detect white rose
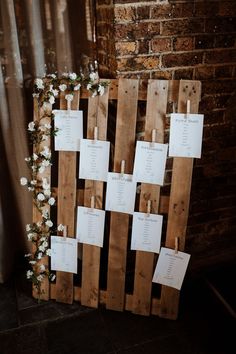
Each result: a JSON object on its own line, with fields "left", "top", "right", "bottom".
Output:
{"left": 74, "top": 84, "right": 81, "bottom": 91}
{"left": 26, "top": 270, "right": 33, "bottom": 279}
{"left": 28, "top": 121, "right": 35, "bottom": 131}
{"left": 42, "top": 160, "right": 50, "bottom": 167}
{"left": 92, "top": 90, "right": 97, "bottom": 98}
{"left": 57, "top": 224, "right": 64, "bottom": 231}
{"left": 37, "top": 193, "right": 45, "bottom": 201}
{"left": 35, "top": 78, "right": 44, "bottom": 89}
{"left": 38, "top": 166, "right": 45, "bottom": 174}
{"left": 48, "top": 197, "right": 55, "bottom": 206}
{"left": 37, "top": 252, "right": 43, "bottom": 259}
{"left": 42, "top": 241, "right": 48, "bottom": 248}
{"left": 41, "top": 146, "right": 51, "bottom": 158}
{"left": 28, "top": 186, "right": 34, "bottom": 191}
{"left": 20, "top": 177, "right": 28, "bottom": 186}
{"left": 62, "top": 72, "right": 69, "bottom": 78}
{"left": 98, "top": 84, "right": 105, "bottom": 96}
{"left": 59, "top": 84, "right": 67, "bottom": 91}
{"left": 26, "top": 224, "right": 31, "bottom": 231}
{"left": 52, "top": 89, "right": 59, "bottom": 97}
{"left": 49, "top": 95, "right": 55, "bottom": 105}
{"left": 89, "top": 72, "right": 98, "bottom": 81}
{"left": 39, "top": 264, "right": 46, "bottom": 272}
{"left": 45, "top": 220, "right": 53, "bottom": 227}
{"left": 69, "top": 72, "right": 77, "bottom": 80}
{"left": 33, "top": 153, "right": 38, "bottom": 161}
{"left": 46, "top": 249, "right": 51, "bottom": 256}
{"left": 65, "top": 93, "right": 73, "bottom": 102}
{"left": 29, "top": 260, "right": 36, "bottom": 265}
{"left": 87, "top": 83, "right": 92, "bottom": 90}
{"left": 39, "top": 244, "right": 45, "bottom": 252}
{"left": 44, "top": 189, "right": 51, "bottom": 197}
{"left": 37, "top": 274, "right": 44, "bottom": 282}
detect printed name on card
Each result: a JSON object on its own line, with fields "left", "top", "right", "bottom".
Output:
{"left": 152, "top": 247, "right": 190, "bottom": 290}
{"left": 105, "top": 172, "right": 137, "bottom": 215}
{"left": 169, "top": 113, "right": 204, "bottom": 158}
{"left": 76, "top": 206, "right": 105, "bottom": 247}
{"left": 51, "top": 236, "right": 78, "bottom": 274}
{"left": 79, "top": 139, "right": 110, "bottom": 182}
{"left": 133, "top": 141, "right": 168, "bottom": 185}
{"left": 131, "top": 212, "right": 163, "bottom": 253}
{"left": 53, "top": 110, "right": 83, "bottom": 151}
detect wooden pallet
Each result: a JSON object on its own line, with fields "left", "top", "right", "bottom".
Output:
{"left": 33, "top": 78, "right": 201, "bottom": 319}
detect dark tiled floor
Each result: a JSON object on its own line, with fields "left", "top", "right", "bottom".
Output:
{"left": 0, "top": 263, "right": 235, "bottom": 354}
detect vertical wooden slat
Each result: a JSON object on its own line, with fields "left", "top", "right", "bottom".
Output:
{"left": 81, "top": 83, "right": 109, "bottom": 307}
{"left": 159, "top": 80, "right": 201, "bottom": 319}
{"left": 55, "top": 91, "right": 80, "bottom": 304}
{"left": 106, "top": 79, "right": 139, "bottom": 311}
{"left": 32, "top": 100, "right": 51, "bottom": 300}
{"left": 132, "top": 80, "right": 169, "bottom": 315}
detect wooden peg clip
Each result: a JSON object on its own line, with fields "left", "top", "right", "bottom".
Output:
{"left": 146, "top": 200, "right": 151, "bottom": 217}
{"left": 63, "top": 226, "right": 67, "bottom": 240}
{"left": 94, "top": 126, "right": 98, "bottom": 141}
{"left": 150, "top": 129, "right": 156, "bottom": 148}
{"left": 186, "top": 99, "right": 191, "bottom": 118}
{"left": 120, "top": 160, "right": 125, "bottom": 177}
{"left": 90, "top": 195, "right": 95, "bottom": 210}
{"left": 175, "top": 236, "right": 179, "bottom": 254}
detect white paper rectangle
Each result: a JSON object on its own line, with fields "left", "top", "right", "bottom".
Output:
{"left": 131, "top": 212, "right": 163, "bottom": 253}
{"left": 79, "top": 139, "right": 110, "bottom": 181}
{"left": 105, "top": 172, "right": 137, "bottom": 215}
{"left": 152, "top": 247, "right": 190, "bottom": 290}
{"left": 51, "top": 236, "right": 77, "bottom": 274}
{"left": 54, "top": 109, "right": 83, "bottom": 151}
{"left": 133, "top": 141, "right": 168, "bottom": 185}
{"left": 169, "top": 113, "right": 204, "bottom": 158}
{"left": 76, "top": 206, "right": 105, "bottom": 247}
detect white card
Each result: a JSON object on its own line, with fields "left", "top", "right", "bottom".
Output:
{"left": 169, "top": 113, "right": 204, "bottom": 158}
{"left": 76, "top": 206, "right": 105, "bottom": 247}
{"left": 51, "top": 236, "right": 77, "bottom": 274}
{"left": 133, "top": 141, "right": 168, "bottom": 185}
{"left": 152, "top": 247, "right": 190, "bottom": 290}
{"left": 79, "top": 139, "right": 110, "bottom": 181}
{"left": 105, "top": 172, "right": 137, "bottom": 215}
{"left": 54, "top": 110, "right": 83, "bottom": 151}
{"left": 131, "top": 212, "right": 163, "bottom": 253}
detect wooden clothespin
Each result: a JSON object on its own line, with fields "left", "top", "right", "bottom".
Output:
{"left": 63, "top": 226, "right": 67, "bottom": 240}
{"left": 150, "top": 129, "right": 156, "bottom": 148}
{"left": 146, "top": 200, "right": 151, "bottom": 217}
{"left": 94, "top": 126, "right": 98, "bottom": 141}
{"left": 90, "top": 195, "right": 95, "bottom": 210}
{"left": 175, "top": 236, "right": 179, "bottom": 254}
{"left": 186, "top": 99, "right": 191, "bottom": 118}
{"left": 121, "top": 160, "right": 125, "bottom": 177}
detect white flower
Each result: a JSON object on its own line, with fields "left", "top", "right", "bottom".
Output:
{"left": 52, "top": 89, "right": 59, "bottom": 97}
{"left": 37, "top": 221, "right": 42, "bottom": 227}
{"left": 27, "top": 233, "right": 34, "bottom": 241}
{"left": 35, "top": 78, "right": 44, "bottom": 89}
{"left": 41, "top": 159, "right": 50, "bottom": 167}
{"left": 45, "top": 220, "right": 53, "bottom": 228}
{"left": 49, "top": 85, "right": 53, "bottom": 91}
{"left": 42, "top": 210, "right": 49, "bottom": 219}
{"left": 28, "top": 121, "right": 35, "bottom": 131}
{"left": 26, "top": 270, "right": 33, "bottom": 279}
{"left": 57, "top": 224, "right": 64, "bottom": 231}
{"left": 31, "top": 180, "right": 37, "bottom": 185}
{"left": 92, "top": 90, "right": 97, "bottom": 98}
{"left": 74, "top": 83, "right": 81, "bottom": 91}
{"left": 29, "top": 260, "right": 36, "bottom": 265}
{"left": 87, "top": 83, "right": 92, "bottom": 90}
{"left": 25, "top": 157, "right": 31, "bottom": 162}
{"left": 65, "top": 93, "right": 73, "bottom": 102}
{"left": 39, "top": 264, "right": 46, "bottom": 272}
{"left": 39, "top": 244, "right": 45, "bottom": 252}
{"left": 25, "top": 253, "right": 32, "bottom": 257}
{"left": 46, "top": 249, "right": 51, "bottom": 256}
{"left": 48, "top": 73, "right": 56, "bottom": 79}
{"left": 98, "top": 84, "right": 105, "bottom": 96}
{"left": 42, "top": 134, "right": 48, "bottom": 141}
{"left": 49, "top": 95, "right": 55, "bottom": 105}
{"left": 69, "top": 72, "right": 77, "bottom": 80}
{"left": 28, "top": 186, "right": 34, "bottom": 191}
{"left": 44, "top": 189, "right": 51, "bottom": 197}
{"left": 20, "top": 177, "right": 28, "bottom": 186}
{"left": 89, "top": 72, "right": 98, "bottom": 81}
{"left": 59, "top": 84, "right": 67, "bottom": 91}
{"left": 37, "top": 252, "right": 43, "bottom": 259}
{"left": 62, "top": 72, "right": 69, "bottom": 78}
{"left": 41, "top": 146, "right": 51, "bottom": 158}
{"left": 42, "top": 241, "right": 48, "bottom": 248}
{"left": 37, "top": 274, "right": 44, "bottom": 282}
{"left": 33, "top": 153, "right": 38, "bottom": 161}
{"left": 32, "top": 93, "right": 39, "bottom": 98}
{"left": 31, "top": 165, "right": 37, "bottom": 172}
{"left": 48, "top": 197, "right": 55, "bottom": 206}
{"left": 26, "top": 224, "right": 31, "bottom": 231}
{"left": 42, "top": 177, "right": 50, "bottom": 189}
{"left": 37, "top": 193, "right": 45, "bottom": 201}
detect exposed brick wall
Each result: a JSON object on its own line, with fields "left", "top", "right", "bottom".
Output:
{"left": 96, "top": 0, "right": 236, "bottom": 268}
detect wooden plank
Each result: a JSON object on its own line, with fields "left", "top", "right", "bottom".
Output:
{"left": 160, "top": 80, "right": 201, "bottom": 320}
{"left": 106, "top": 78, "right": 139, "bottom": 311}
{"left": 32, "top": 100, "right": 51, "bottom": 300}
{"left": 132, "top": 80, "right": 169, "bottom": 315}
{"left": 81, "top": 82, "right": 109, "bottom": 308}
{"left": 55, "top": 91, "right": 80, "bottom": 304}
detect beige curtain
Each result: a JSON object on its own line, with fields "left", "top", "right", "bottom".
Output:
{"left": 0, "top": 0, "right": 96, "bottom": 282}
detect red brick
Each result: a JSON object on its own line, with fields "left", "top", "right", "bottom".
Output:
{"left": 162, "top": 51, "right": 203, "bottom": 68}
{"left": 136, "top": 5, "right": 150, "bottom": 20}
{"left": 174, "top": 68, "right": 194, "bottom": 80}
{"left": 194, "top": 67, "right": 215, "bottom": 80}
{"left": 202, "top": 79, "right": 236, "bottom": 95}
{"left": 161, "top": 18, "right": 204, "bottom": 36}
{"left": 193, "top": 1, "right": 219, "bottom": 17}
{"left": 115, "top": 22, "right": 160, "bottom": 40}
{"left": 117, "top": 56, "right": 159, "bottom": 71}
{"left": 151, "top": 38, "right": 171, "bottom": 52}
{"left": 114, "top": 6, "right": 136, "bottom": 22}
{"left": 195, "top": 35, "right": 214, "bottom": 50}
{"left": 137, "top": 40, "right": 149, "bottom": 55}
{"left": 205, "top": 49, "right": 236, "bottom": 64}
{"left": 151, "top": 3, "right": 193, "bottom": 19}
{"left": 151, "top": 70, "right": 173, "bottom": 80}
{"left": 173, "top": 36, "right": 194, "bottom": 51}
{"left": 218, "top": 1, "right": 236, "bottom": 16}
{"left": 205, "top": 17, "right": 236, "bottom": 33}
{"left": 215, "top": 35, "right": 235, "bottom": 49}
{"left": 115, "top": 41, "right": 136, "bottom": 56}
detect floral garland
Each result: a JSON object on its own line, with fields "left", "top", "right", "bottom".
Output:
{"left": 21, "top": 71, "right": 109, "bottom": 298}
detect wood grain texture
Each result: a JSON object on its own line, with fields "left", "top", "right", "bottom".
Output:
{"left": 55, "top": 91, "right": 80, "bottom": 304}
{"left": 132, "top": 80, "right": 169, "bottom": 315}
{"left": 81, "top": 82, "right": 109, "bottom": 308}
{"left": 106, "top": 79, "right": 139, "bottom": 311}
{"left": 160, "top": 80, "right": 201, "bottom": 319}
